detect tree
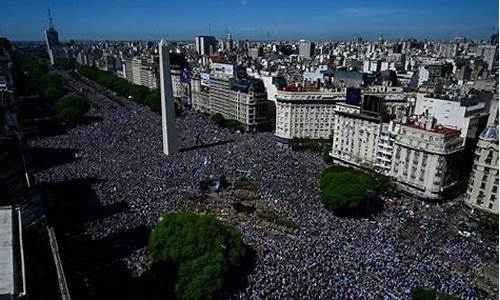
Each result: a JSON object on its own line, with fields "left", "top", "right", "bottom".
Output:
{"left": 211, "top": 113, "right": 225, "bottom": 126}
{"left": 148, "top": 212, "right": 246, "bottom": 300}
{"left": 320, "top": 166, "right": 387, "bottom": 217}
{"left": 145, "top": 90, "right": 161, "bottom": 111}
{"left": 129, "top": 85, "right": 148, "bottom": 103}
{"left": 55, "top": 94, "right": 91, "bottom": 125}
{"left": 43, "top": 85, "right": 65, "bottom": 103}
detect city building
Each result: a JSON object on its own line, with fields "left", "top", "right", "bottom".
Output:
{"left": 375, "top": 121, "right": 401, "bottom": 175}
{"left": 122, "top": 57, "right": 159, "bottom": 89}
{"left": 465, "top": 126, "right": 499, "bottom": 214}
{"left": 330, "top": 96, "right": 384, "bottom": 169}
{"left": 191, "top": 73, "right": 211, "bottom": 113}
{"left": 414, "top": 93, "right": 489, "bottom": 143}
{"left": 299, "top": 40, "right": 315, "bottom": 59}
{"left": 438, "top": 43, "right": 458, "bottom": 58}
{"left": 44, "top": 9, "right": 64, "bottom": 65}
{"left": 391, "top": 114, "right": 464, "bottom": 199}
{"left": 209, "top": 68, "right": 268, "bottom": 131}
{"left": 274, "top": 88, "right": 344, "bottom": 142}
{"left": 195, "top": 36, "right": 218, "bottom": 56}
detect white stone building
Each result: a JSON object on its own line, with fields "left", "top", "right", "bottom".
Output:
{"left": 274, "top": 90, "right": 343, "bottom": 142}
{"left": 391, "top": 114, "right": 464, "bottom": 199}
{"left": 330, "top": 102, "right": 383, "bottom": 169}
{"left": 465, "top": 126, "right": 499, "bottom": 214}
{"left": 414, "top": 93, "right": 489, "bottom": 143}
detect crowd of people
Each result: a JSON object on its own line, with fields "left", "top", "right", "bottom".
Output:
{"left": 29, "top": 73, "right": 498, "bottom": 299}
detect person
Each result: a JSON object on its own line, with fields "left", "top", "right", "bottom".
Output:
{"left": 196, "top": 133, "right": 203, "bottom": 146}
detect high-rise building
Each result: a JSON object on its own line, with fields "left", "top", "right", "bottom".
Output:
{"left": 158, "top": 39, "right": 178, "bottom": 155}
{"left": 44, "top": 9, "right": 64, "bottom": 65}
{"left": 195, "top": 36, "right": 218, "bottom": 56}
{"left": 299, "top": 40, "right": 315, "bottom": 59}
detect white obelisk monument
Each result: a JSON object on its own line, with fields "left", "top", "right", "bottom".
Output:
{"left": 159, "top": 39, "right": 178, "bottom": 155}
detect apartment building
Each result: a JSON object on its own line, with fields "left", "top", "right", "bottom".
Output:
{"left": 274, "top": 89, "right": 343, "bottom": 142}
{"left": 414, "top": 93, "right": 489, "bottom": 143}
{"left": 191, "top": 73, "right": 211, "bottom": 113}
{"left": 209, "top": 74, "right": 268, "bottom": 131}
{"left": 122, "top": 57, "right": 159, "bottom": 89}
{"left": 391, "top": 114, "right": 464, "bottom": 199}
{"left": 330, "top": 96, "right": 384, "bottom": 169}
{"left": 465, "top": 126, "right": 499, "bottom": 214}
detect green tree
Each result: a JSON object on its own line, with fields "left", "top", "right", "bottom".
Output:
{"left": 320, "top": 166, "right": 388, "bottom": 216}
{"left": 55, "top": 94, "right": 91, "bottom": 125}
{"left": 43, "top": 85, "right": 65, "bottom": 103}
{"left": 145, "top": 90, "right": 161, "bottom": 111}
{"left": 129, "top": 85, "right": 148, "bottom": 103}
{"left": 148, "top": 212, "right": 246, "bottom": 300}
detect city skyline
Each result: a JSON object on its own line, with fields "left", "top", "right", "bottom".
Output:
{"left": 1, "top": 0, "right": 499, "bottom": 41}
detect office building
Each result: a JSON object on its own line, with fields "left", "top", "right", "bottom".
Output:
{"left": 191, "top": 73, "right": 211, "bottom": 113}
{"left": 44, "top": 9, "right": 64, "bottom": 65}
{"left": 122, "top": 57, "right": 159, "bottom": 89}
{"left": 299, "top": 40, "right": 315, "bottom": 59}
{"left": 195, "top": 36, "right": 218, "bottom": 56}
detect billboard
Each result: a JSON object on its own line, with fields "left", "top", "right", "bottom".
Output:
{"left": 200, "top": 73, "right": 210, "bottom": 86}
{"left": 212, "top": 63, "right": 234, "bottom": 77}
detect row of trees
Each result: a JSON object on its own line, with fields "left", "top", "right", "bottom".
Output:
{"left": 14, "top": 53, "right": 64, "bottom": 103}
{"left": 148, "top": 212, "right": 246, "bottom": 300}
{"left": 211, "top": 113, "right": 242, "bottom": 131}
{"left": 77, "top": 66, "right": 161, "bottom": 111}
{"left": 14, "top": 51, "right": 91, "bottom": 126}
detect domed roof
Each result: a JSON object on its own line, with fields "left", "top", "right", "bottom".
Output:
{"left": 480, "top": 126, "right": 498, "bottom": 140}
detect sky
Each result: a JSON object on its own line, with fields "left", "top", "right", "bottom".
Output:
{"left": 1, "top": 0, "right": 498, "bottom": 41}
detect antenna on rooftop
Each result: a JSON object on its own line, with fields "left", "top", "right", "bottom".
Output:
{"left": 48, "top": 7, "right": 54, "bottom": 28}
{"left": 208, "top": 24, "right": 211, "bottom": 36}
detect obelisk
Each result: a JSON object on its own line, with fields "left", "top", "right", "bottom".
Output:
{"left": 159, "top": 39, "right": 178, "bottom": 155}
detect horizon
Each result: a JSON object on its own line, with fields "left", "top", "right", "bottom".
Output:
{"left": 1, "top": 0, "right": 498, "bottom": 42}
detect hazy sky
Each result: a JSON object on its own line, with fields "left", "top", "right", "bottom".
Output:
{"left": 1, "top": 0, "right": 498, "bottom": 41}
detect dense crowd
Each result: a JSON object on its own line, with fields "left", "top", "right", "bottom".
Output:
{"left": 29, "top": 74, "right": 498, "bottom": 299}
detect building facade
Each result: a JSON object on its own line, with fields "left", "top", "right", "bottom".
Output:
{"left": 330, "top": 102, "right": 383, "bottom": 169}
{"left": 391, "top": 114, "right": 464, "bottom": 199}
{"left": 414, "top": 93, "right": 488, "bottom": 143}
{"left": 209, "top": 74, "right": 268, "bottom": 131}
{"left": 465, "top": 126, "right": 499, "bottom": 214}
{"left": 274, "top": 90, "right": 343, "bottom": 142}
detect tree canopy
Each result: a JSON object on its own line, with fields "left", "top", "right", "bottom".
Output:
{"left": 77, "top": 65, "right": 159, "bottom": 110}
{"left": 55, "top": 94, "right": 91, "bottom": 125}
{"left": 148, "top": 212, "right": 246, "bottom": 300}
{"left": 320, "top": 166, "right": 390, "bottom": 217}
